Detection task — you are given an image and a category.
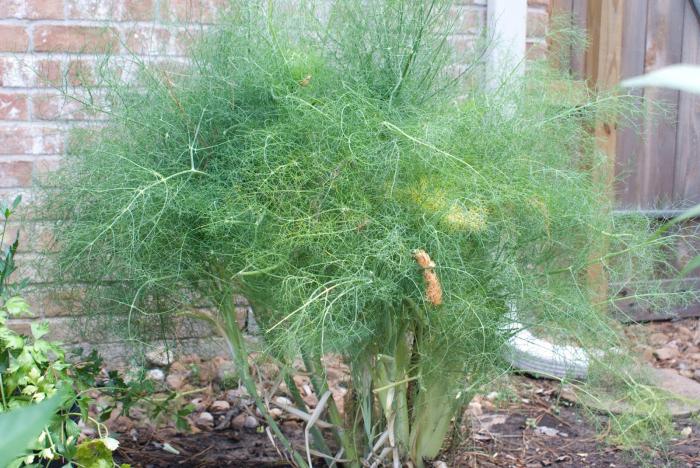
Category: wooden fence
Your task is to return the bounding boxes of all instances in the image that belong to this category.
[554,0,700,211]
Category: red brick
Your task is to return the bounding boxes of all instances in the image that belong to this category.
[66,0,118,20]
[449,35,476,57]
[0,126,64,155]
[0,26,30,52]
[0,160,33,187]
[526,41,548,61]
[452,6,486,35]
[36,59,64,87]
[160,0,227,23]
[0,93,28,120]
[66,59,95,86]
[0,0,64,19]
[125,27,174,56]
[0,57,34,87]
[6,320,32,336]
[527,9,548,38]
[34,26,119,54]
[122,0,156,20]
[33,94,100,121]
[33,157,62,176]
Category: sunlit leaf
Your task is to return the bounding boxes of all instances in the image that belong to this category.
[621,64,700,95]
[0,393,63,467]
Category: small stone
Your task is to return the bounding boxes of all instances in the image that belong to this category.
[467,400,483,417]
[166,373,186,390]
[275,396,292,406]
[145,345,173,367]
[433,462,448,468]
[232,414,247,429]
[649,333,669,346]
[146,369,165,382]
[534,426,561,437]
[190,398,207,412]
[195,411,214,428]
[112,416,133,433]
[486,391,499,401]
[216,361,237,386]
[169,361,188,374]
[654,347,679,361]
[302,392,318,408]
[243,416,259,429]
[210,400,231,412]
[270,408,283,419]
[681,426,692,438]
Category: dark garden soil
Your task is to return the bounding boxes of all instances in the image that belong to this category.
[113,318,700,467]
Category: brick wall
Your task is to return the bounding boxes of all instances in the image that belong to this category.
[0,0,550,358]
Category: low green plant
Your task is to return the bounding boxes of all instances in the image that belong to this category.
[0,200,126,467]
[0,393,64,467]
[42,1,697,466]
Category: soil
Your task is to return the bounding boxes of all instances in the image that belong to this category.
[113,318,700,467]
[117,427,307,467]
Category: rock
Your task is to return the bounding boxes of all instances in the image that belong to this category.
[190,398,207,412]
[534,426,562,437]
[226,387,249,402]
[169,361,188,374]
[649,333,669,346]
[274,396,292,406]
[195,411,214,428]
[486,392,499,401]
[467,400,483,417]
[281,420,302,437]
[302,392,318,408]
[653,347,679,361]
[693,369,700,381]
[112,416,133,433]
[210,400,231,412]
[243,416,259,429]
[216,361,237,386]
[680,369,694,379]
[433,462,448,468]
[145,345,173,367]
[270,408,283,419]
[681,426,693,438]
[146,369,165,382]
[166,373,186,390]
[232,414,247,429]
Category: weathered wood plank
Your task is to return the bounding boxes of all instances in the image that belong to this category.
[548,0,574,73]
[570,0,587,79]
[584,0,624,305]
[640,0,685,208]
[614,0,648,208]
[673,0,700,205]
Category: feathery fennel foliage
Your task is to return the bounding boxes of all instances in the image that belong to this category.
[40,1,697,465]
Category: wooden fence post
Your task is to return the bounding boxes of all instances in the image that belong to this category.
[584,0,624,306]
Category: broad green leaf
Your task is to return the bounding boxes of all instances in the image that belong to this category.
[74,439,115,468]
[30,321,49,340]
[621,64,700,95]
[0,393,63,467]
[5,296,30,317]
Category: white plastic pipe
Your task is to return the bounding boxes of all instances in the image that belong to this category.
[502,309,593,380]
